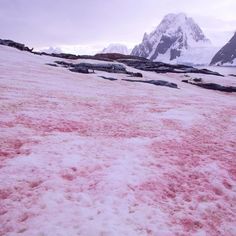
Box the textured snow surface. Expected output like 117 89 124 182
0 45 236 236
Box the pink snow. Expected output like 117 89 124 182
0 45 236 236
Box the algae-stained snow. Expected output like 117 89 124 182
0 45 236 236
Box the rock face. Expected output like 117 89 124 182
101 44 130 55
210 32 236 66
53 61 142 77
131 13 214 65
0 39 33 52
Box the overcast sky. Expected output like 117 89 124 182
0 0 235 54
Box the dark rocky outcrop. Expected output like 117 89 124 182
70 67 89 74
51 53 79 60
45 63 58 67
52 59 222 77
42 52 147 62
54 61 143 77
192 78 202 83
98 76 118 81
0 39 33 52
93 53 148 62
127 72 143 78
182 80 236 93
122 79 178 89
69 63 127 74
54 61 72 67
118 59 223 76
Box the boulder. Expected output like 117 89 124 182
69 67 89 74
122 79 178 89
182 80 236 93
98 76 118 81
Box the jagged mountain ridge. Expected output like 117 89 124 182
131 13 215 65
210 32 236 66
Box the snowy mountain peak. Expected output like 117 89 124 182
162 12 188 25
101 43 130 55
131 13 213 64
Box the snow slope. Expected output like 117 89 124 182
131 13 216 65
0 45 236 236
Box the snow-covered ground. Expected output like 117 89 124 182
0 45 236 236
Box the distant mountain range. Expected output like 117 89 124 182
210 32 236 66
101 44 131 55
131 13 219 65
40 46 62 54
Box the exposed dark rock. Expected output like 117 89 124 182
51 53 79 60
197 83 236 92
94 53 148 62
98 76 118 81
55 61 144 76
118 59 223 76
170 48 181 61
229 74 236 77
0 39 33 52
54 61 73 68
45 63 58 67
122 79 178 89
70 67 89 74
72 63 127 73
182 80 236 92
127 72 143 78
43 52 147 62
193 78 202 82
55 61 145 77
210 32 236 66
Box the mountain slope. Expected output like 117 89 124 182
210 32 236 66
131 13 215 65
102 43 130 55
